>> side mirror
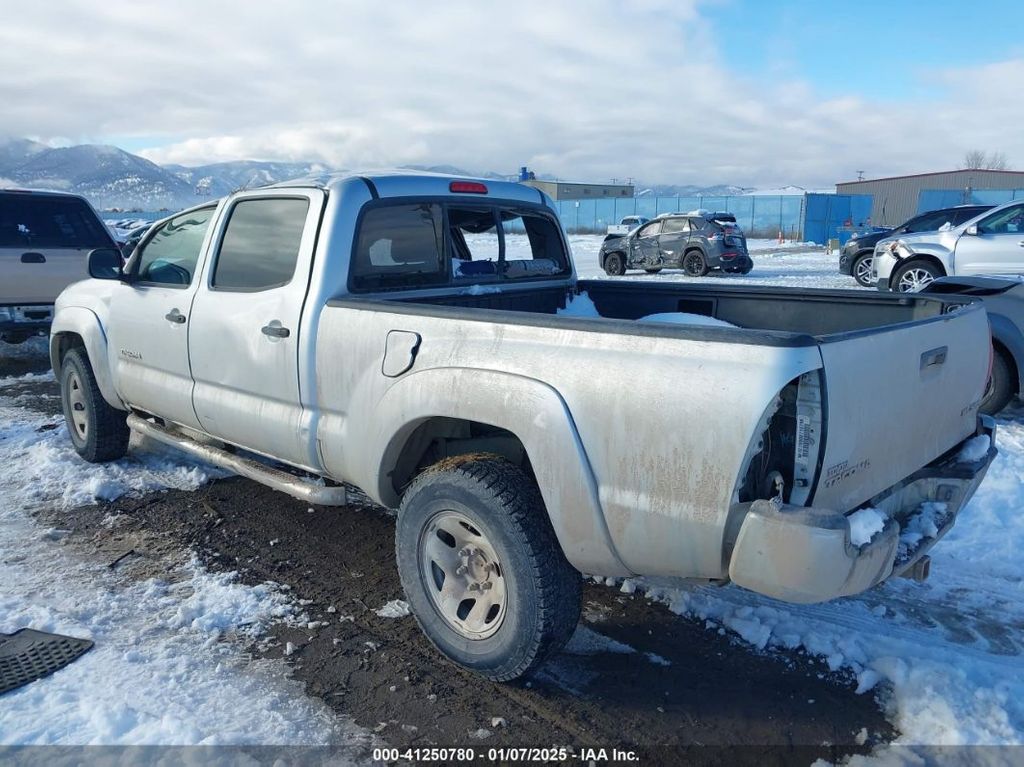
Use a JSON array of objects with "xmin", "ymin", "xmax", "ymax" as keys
[
  {"xmin": 87, "ymin": 248, "xmax": 125, "ymax": 280},
  {"xmin": 965, "ymin": 224, "xmax": 979, "ymax": 236}
]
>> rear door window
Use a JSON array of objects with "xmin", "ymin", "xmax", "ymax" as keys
[
  {"xmin": 661, "ymin": 218, "xmax": 689, "ymax": 234},
  {"xmin": 212, "ymin": 197, "xmax": 310, "ymax": 291},
  {"xmin": 0, "ymin": 193, "xmax": 112, "ymax": 249}
]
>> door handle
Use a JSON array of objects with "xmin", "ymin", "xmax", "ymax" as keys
[
  {"xmin": 164, "ymin": 309, "xmax": 186, "ymax": 324},
  {"xmin": 261, "ymin": 324, "xmax": 290, "ymax": 338},
  {"xmin": 21, "ymin": 252, "xmax": 45, "ymax": 263}
]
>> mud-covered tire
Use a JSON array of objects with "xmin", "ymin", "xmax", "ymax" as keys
[
  {"xmin": 980, "ymin": 348, "xmax": 1016, "ymax": 416},
  {"xmin": 603, "ymin": 252, "xmax": 626, "ymax": 276},
  {"xmin": 683, "ymin": 250, "xmax": 709, "ymax": 277},
  {"xmin": 60, "ymin": 347, "xmax": 129, "ymax": 462},
  {"xmin": 396, "ymin": 454, "xmax": 581, "ymax": 681}
]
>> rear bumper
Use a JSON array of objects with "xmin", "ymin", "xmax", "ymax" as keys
[
  {"xmin": 717, "ymin": 254, "xmax": 752, "ymax": 272},
  {"xmin": 727, "ymin": 416, "xmax": 996, "ymax": 603},
  {"xmin": 0, "ymin": 305, "xmax": 54, "ymax": 335}
]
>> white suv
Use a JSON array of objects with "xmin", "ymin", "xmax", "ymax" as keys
[{"xmin": 873, "ymin": 199, "xmax": 1024, "ymax": 292}]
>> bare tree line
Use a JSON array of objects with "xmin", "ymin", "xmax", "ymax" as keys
[{"xmin": 961, "ymin": 150, "xmax": 1011, "ymax": 171}]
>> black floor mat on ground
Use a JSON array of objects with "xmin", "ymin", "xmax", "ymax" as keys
[{"xmin": 0, "ymin": 629, "xmax": 94, "ymax": 695}]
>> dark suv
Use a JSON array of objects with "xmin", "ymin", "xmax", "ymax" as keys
[
  {"xmin": 600, "ymin": 211, "xmax": 751, "ymax": 277},
  {"xmin": 839, "ymin": 205, "xmax": 992, "ymax": 287}
]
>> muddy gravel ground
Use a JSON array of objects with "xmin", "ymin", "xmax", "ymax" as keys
[{"xmin": 6, "ymin": 352, "xmax": 894, "ymax": 764}]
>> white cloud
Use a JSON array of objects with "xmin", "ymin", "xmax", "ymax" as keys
[{"xmin": 1, "ymin": 0, "xmax": 1022, "ymax": 186}]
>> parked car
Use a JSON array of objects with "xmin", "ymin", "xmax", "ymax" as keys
[
  {"xmin": 873, "ymin": 199, "xmax": 1024, "ymax": 292},
  {"xmin": 1, "ymin": 189, "xmax": 117, "ymax": 344},
  {"xmin": 921, "ymin": 275, "xmax": 1024, "ymax": 414},
  {"xmin": 606, "ymin": 215, "xmax": 649, "ymax": 235},
  {"xmin": 119, "ymin": 223, "xmax": 153, "ymax": 256},
  {"xmin": 51, "ymin": 172, "xmax": 995, "ymax": 681},
  {"xmin": 599, "ymin": 211, "xmax": 752, "ymax": 276},
  {"xmin": 839, "ymin": 205, "xmax": 992, "ymax": 287}
]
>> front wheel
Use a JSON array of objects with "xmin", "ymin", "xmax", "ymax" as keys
[
  {"xmin": 60, "ymin": 348, "xmax": 129, "ymax": 462},
  {"xmin": 396, "ymin": 454, "xmax": 581, "ymax": 681},
  {"xmin": 603, "ymin": 252, "xmax": 626, "ymax": 276},
  {"xmin": 683, "ymin": 250, "xmax": 709, "ymax": 277},
  {"xmin": 891, "ymin": 260, "xmax": 942, "ymax": 293},
  {"xmin": 852, "ymin": 253, "xmax": 874, "ymax": 287}
]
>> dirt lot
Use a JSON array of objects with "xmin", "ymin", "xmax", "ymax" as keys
[{"xmin": 6, "ymin": 352, "xmax": 893, "ymax": 763}]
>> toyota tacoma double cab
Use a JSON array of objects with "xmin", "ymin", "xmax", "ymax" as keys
[
  {"xmin": 600, "ymin": 211, "xmax": 751, "ymax": 277},
  {"xmin": 52, "ymin": 172, "xmax": 996, "ymax": 680}
]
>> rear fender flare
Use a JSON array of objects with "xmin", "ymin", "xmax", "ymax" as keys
[
  {"xmin": 367, "ymin": 367, "xmax": 629, "ymax": 576},
  {"xmin": 988, "ymin": 313, "xmax": 1024, "ymax": 394}
]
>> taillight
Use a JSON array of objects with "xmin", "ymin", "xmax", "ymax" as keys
[{"xmin": 449, "ymin": 181, "xmax": 488, "ymax": 194}]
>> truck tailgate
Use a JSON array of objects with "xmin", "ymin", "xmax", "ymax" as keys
[{"xmin": 812, "ymin": 303, "xmax": 990, "ymax": 512}]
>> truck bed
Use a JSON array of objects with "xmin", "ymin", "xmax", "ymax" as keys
[{"xmin": 397, "ymin": 279, "xmax": 969, "ymax": 340}]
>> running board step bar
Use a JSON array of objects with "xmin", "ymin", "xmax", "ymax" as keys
[{"xmin": 127, "ymin": 414, "xmax": 348, "ymax": 506}]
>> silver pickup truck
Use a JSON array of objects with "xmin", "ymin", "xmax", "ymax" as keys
[{"xmin": 51, "ymin": 173, "xmax": 997, "ymax": 680}]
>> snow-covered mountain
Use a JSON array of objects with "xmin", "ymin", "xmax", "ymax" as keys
[
  {"xmin": 0, "ymin": 140, "xmax": 332, "ymax": 210},
  {"xmin": 0, "ymin": 138, "xmax": 770, "ymax": 210}
]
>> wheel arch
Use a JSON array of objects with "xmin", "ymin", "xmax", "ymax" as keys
[
  {"xmin": 49, "ymin": 307, "xmax": 123, "ymax": 410},
  {"xmin": 989, "ymin": 315, "xmax": 1024, "ymax": 396},
  {"xmin": 368, "ymin": 367, "xmax": 629, "ymax": 576},
  {"xmin": 898, "ymin": 253, "xmax": 947, "ymax": 276}
]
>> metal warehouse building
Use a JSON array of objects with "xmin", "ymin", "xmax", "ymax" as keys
[
  {"xmin": 521, "ymin": 179, "xmax": 634, "ymax": 200},
  {"xmin": 837, "ymin": 170, "xmax": 1024, "ymax": 226}
]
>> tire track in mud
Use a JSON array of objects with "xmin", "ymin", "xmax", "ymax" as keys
[
  {"xmin": 3, "ymin": 362, "xmax": 893, "ymax": 760},
  {"xmin": 45, "ymin": 475, "xmax": 892, "ymax": 761}
]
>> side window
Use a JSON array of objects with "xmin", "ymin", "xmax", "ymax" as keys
[
  {"xmin": 977, "ymin": 204, "xmax": 1024, "ymax": 235},
  {"xmin": 637, "ymin": 221, "xmax": 662, "ymax": 238},
  {"xmin": 661, "ymin": 218, "xmax": 689, "ymax": 234},
  {"xmin": 212, "ymin": 198, "xmax": 310, "ymax": 291},
  {"xmin": 0, "ymin": 194, "xmax": 112, "ymax": 249},
  {"xmin": 499, "ymin": 211, "xmax": 570, "ymax": 280},
  {"xmin": 905, "ymin": 211, "xmax": 950, "ymax": 233},
  {"xmin": 135, "ymin": 207, "xmax": 216, "ymax": 286},
  {"xmin": 351, "ymin": 203, "xmax": 445, "ymax": 290}
]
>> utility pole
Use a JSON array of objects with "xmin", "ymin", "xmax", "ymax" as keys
[{"xmin": 856, "ymin": 170, "xmax": 865, "ymax": 181}]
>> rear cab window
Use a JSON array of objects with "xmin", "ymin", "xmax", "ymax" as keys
[
  {"xmin": 0, "ymin": 192, "xmax": 113, "ymax": 250},
  {"xmin": 350, "ymin": 200, "xmax": 570, "ymax": 292}
]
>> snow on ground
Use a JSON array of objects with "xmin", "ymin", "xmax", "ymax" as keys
[
  {"xmin": 544, "ymin": 238, "xmax": 1024, "ymax": 749},
  {"xmin": 568, "ymin": 233, "xmax": 857, "ymax": 291},
  {"xmin": 0, "ymin": 383, "xmax": 364, "ymax": 747},
  {"xmin": 639, "ymin": 420, "xmax": 1024, "ymax": 749},
  {"xmin": 3, "ymin": 241, "xmax": 1021, "ymax": 752}
]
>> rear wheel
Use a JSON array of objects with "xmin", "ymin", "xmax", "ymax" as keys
[
  {"xmin": 603, "ymin": 252, "xmax": 626, "ymax": 276},
  {"xmin": 683, "ymin": 250, "xmax": 709, "ymax": 277},
  {"xmin": 396, "ymin": 454, "xmax": 581, "ymax": 681},
  {"xmin": 60, "ymin": 348, "xmax": 129, "ymax": 462},
  {"xmin": 980, "ymin": 348, "xmax": 1016, "ymax": 415},
  {"xmin": 892, "ymin": 260, "xmax": 942, "ymax": 293},
  {"xmin": 852, "ymin": 253, "xmax": 874, "ymax": 287}
]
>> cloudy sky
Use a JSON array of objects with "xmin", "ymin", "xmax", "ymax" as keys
[{"xmin": 2, "ymin": 0, "xmax": 1023, "ymax": 187}]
